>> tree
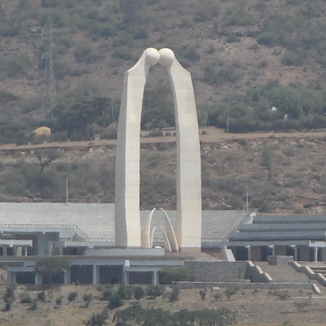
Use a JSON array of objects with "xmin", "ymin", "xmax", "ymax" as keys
[
  {"xmin": 35, "ymin": 257, "xmax": 69, "ymax": 286},
  {"xmin": 83, "ymin": 293, "xmax": 93, "ymax": 307},
  {"xmin": 3, "ymin": 283, "xmax": 16, "ymax": 311},
  {"xmin": 87, "ymin": 307, "xmax": 109, "ymax": 326},
  {"xmin": 67, "ymin": 291, "xmax": 78, "ymax": 302},
  {"xmin": 34, "ymin": 149, "xmax": 62, "ymax": 176}
]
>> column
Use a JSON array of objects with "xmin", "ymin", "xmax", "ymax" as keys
[
  {"xmin": 314, "ymin": 247, "xmax": 319, "ymax": 262},
  {"xmin": 247, "ymin": 246, "xmax": 251, "ymax": 260},
  {"xmin": 124, "ymin": 271, "xmax": 129, "ymax": 285},
  {"xmin": 320, "ymin": 247, "xmax": 326, "ymax": 261},
  {"xmin": 3, "ymin": 246, "xmax": 7, "ymax": 256},
  {"xmin": 35, "ymin": 274, "xmax": 42, "ymax": 285},
  {"xmin": 64, "ymin": 268, "xmax": 71, "ymax": 285},
  {"xmin": 152, "ymin": 271, "xmax": 159, "ymax": 285},
  {"xmin": 293, "ymin": 246, "xmax": 298, "ymax": 261},
  {"xmin": 93, "ymin": 265, "xmax": 99, "ymax": 285},
  {"xmin": 8, "ymin": 271, "xmax": 16, "ymax": 283}
]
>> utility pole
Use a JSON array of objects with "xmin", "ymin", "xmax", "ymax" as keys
[
  {"xmin": 65, "ymin": 174, "xmax": 69, "ymax": 205},
  {"xmin": 246, "ymin": 184, "xmax": 249, "ymax": 212},
  {"xmin": 41, "ymin": 16, "xmax": 56, "ymax": 116}
]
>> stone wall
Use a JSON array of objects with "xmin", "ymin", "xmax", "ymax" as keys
[
  {"xmin": 172, "ymin": 281, "xmax": 316, "ymax": 291},
  {"xmin": 185, "ymin": 261, "xmax": 248, "ymax": 282}
]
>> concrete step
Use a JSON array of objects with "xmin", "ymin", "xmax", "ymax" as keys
[{"xmin": 254, "ymin": 261, "xmax": 310, "ymax": 283}]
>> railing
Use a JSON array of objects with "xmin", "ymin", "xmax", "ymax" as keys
[
  {"xmin": 60, "ymin": 237, "xmax": 114, "ymax": 242},
  {"xmin": 0, "ymin": 224, "xmax": 89, "ymax": 241},
  {"xmin": 222, "ymin": 210, "xmax": 254, "ymax": 242}
]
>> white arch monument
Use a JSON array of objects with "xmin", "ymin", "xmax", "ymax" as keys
[{"xmin": 114, "ymin": 48, "xmax": 202, "ymax": 251}]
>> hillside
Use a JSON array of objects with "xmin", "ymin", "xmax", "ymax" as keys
[
  {"xmin": 1, "ymin": 0, "xmax": 326, "ymax": 143},
  {"xmin": 0, "ymin": 127, "xmax": 326, "ymax": 215},
  {"xmin": 0, "ymin": 283, "xmax": 325, "ymax": 326}
]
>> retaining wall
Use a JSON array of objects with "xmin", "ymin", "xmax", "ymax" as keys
[{"xmin": 172, "ymin": 281, "xmax": 316, "ymax": 291}]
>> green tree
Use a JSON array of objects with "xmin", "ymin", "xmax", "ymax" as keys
[
  {"xmin": 34, "ymin": 149, "xmax": 62, "ymax": 177},
  {"xmin": 83, "ymin": 293, "xmax": 93, "ymax": 307},
  {"xmin": 3, "ymin": 283, "xmax": 16, "ymax": 311},
  {"xmin": 146, "ymin": 285, "xmax": 165, "ymax": 299},
  {"xmin": 67, "ymin": 291, "xmax": 78, "ymax": 302},
  {"xmin": 87, "ymin": 308, "xmax": 109, "ymax": 326},
  {"xmin": 35, "ymin": 257, "xmax": 69, "ymax": 286}
]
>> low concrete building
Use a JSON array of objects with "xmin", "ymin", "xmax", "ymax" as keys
[
  {"xmin": 225, "ymin": 215, "xmax": 326, "ymax": 262},
  {"xmin": 0, "ymin": 203, "xmax": 249, "ymax": 285}
]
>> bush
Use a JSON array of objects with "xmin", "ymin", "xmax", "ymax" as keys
[
  {"xmin": 3, "ymin": 283, "xmax": 16, "ymax": 311},
  {"xmin": 74, "ymin": 44, "xmax": 99, "ymax": 64},
  {"xmin": 108, "ymin": 293, "xmax": 123, "ymax": 309},
  {"xmin": 203, "ymin": 64, "xmax": 241, "ymax": 85},
  {"xmin": 37, "ymin": 291, "xmax": 46, "ymax": 302},
  {"xmin": 87, "ymin": 308, "xmax": 109, "ymax": 326},
  {"xmin": 67, "ymin": 291, "xmax": 78, "ymax": 302},
  {"xmin": 83, "ymin": 293, "xmax": 93, "ymax": 307},
  {"xmin": 159, "ymin": 266, "xmax": 193, "ymax": 284},
  {"xmin": 281, "ymin": 51, "xmax": 304, "ymax": 66},
  {"xmin": 20, "ymin": 295, "xmax": 33, "ymax": 304},
  {"xmin": 55, "ymin": 296, "xmax": 63, "ymax": 306},
  {"xmin": 117, "ymin": 285, "xmax": 134, "ymax": 300},
  {"xmin": 29, "ymin": 299, "xmax": 38, "ymax": 311},
  {"xmin": 133, "ymin": 286, "xmax": 145, "ymax": 300},
  {"xmin": 146, "ymin": 285, "xmax": 165, "ymax": 299},
  {"xmin": 224, "ymin": 288, "xmax": 238, "ymax": 300},
  {"xmin": 168, "ymin": 288, "xmax": 179, "ymax": 302}
]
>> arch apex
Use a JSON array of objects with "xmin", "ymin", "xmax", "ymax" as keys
[
  {"xmin": 158, "ymin": 48, "xmax": 175, "ymax": 67},
  {"xmin": 144, "ymin": 48, "xmax": 160, "ymax": 66}
]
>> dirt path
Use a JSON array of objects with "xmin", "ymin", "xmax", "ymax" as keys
[{"xmin": 1, "ymin": 128, "xmax": 325, "ymax": 152}]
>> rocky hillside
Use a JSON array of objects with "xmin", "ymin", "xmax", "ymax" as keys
[{"xmin": 1, "ymin": 0, "xmax": 326, "ymax": 143}]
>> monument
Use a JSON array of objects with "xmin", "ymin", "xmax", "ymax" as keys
[{"xmin": 115, "ymin": 48, "xmax": 202, "ymax": 252}]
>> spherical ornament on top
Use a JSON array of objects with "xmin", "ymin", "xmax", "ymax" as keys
[
  {"xmin": 158, "ymin": 48, "xmax": 175, "ymax": 67},
  {"xmin": 144, "ymin": 48, "xmax": 160, "ymax": 66}
]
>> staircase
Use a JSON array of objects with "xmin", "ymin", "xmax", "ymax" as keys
[{"xmin": 254, "ymin": 261, "xmax": 311, "ymax": 283}]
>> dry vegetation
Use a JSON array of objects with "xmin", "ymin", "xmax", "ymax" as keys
[
  {"xmin": 1, "ymin": 127, "xmax": 326, "ymax": 215},
  {"xmin": 0, "ymin": 282, "xmax": 325, "ymax": 326}
]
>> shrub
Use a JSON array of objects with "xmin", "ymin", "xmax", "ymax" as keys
[
  {"xmin": 83, "ymin": 293, "xmax": 93, "ymax": 307},
  {"xmin": 199, "ymin": 289, "xmax": 207, "ymax": 301},
  {"xmin": 224, "ymin": 288, "xmax": 238, "ymax": 300},
  {"xmin": 3, "ymin": 283, "xmax": 16, "ymax": 311},
  {"xmin": 87, "ymin": 307, "xmax": 109, "ymax": 326},
  {"xmin": 168, "ymin": 288, "xmax": 179, "ymax": 302},
  {"xmin": 117, "ymin": 285, "xmax": 134, "ymax": 300},
  {"xmin": 133, "ymin": 286, "xmax": 145, "ymax": 300},
  {"xmin": 146, "ymin": 285, "xmax": 165, "ymax": 299},
  {"xmin": 108, "ymin": 293, "xmax": 123, "ymax": 309},
  {"xmin": 203, "ymin": 64, "xmax": 241, "ymax": 85},
  {"xmin": 67, "ymin": 291, "xmax": 78, "ymax": 302},
  {"xmin": 226, "ymin": 10, "xmax": 256, "ymax": 26},
  {"xmin": 55, "ymin": 296, "xmax": 63, "ymax": 306},
  {"xmin": 281, "ymin": 51, "xmax": 304, "ymax": 66},
  {"xmin": 159, "ymin": 266, "xmax": 193, "ymax": 284},
  {"xmin": 37, "ymin": 291, "xmax": 46, "ymax": 302},
  {"xmin": 20, "ymin": 294, "xmax": 33, "ymax": 304},
  {"xmin": 29, "ymin": 299, "xmax": 38, "ymax": 311},
  {"xmin": 74, "ymin": 44, "xmax": 99, "ymax": 64}
]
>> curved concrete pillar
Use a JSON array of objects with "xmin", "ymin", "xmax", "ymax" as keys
[
  {"xmin": 159, "ymin": 49, "xmax": 202, "ymax": 250},
  {"xmin": 160, "ymin": 208, "xmax": 179, "ymax": 251},
  {"xmin": 115, "ymin": 48, "xmax": 160, "ymax": 248},
  {"xmin": 141, "ymin": 208, "xmax": 156, "ymax": 248},
  {"xmin": 159, "ymin": 226, "xmax": 172, "ymax": 252},
  {"xmin": 115, "ymin": 48, "xmax": 202, "ymax": 251}
]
